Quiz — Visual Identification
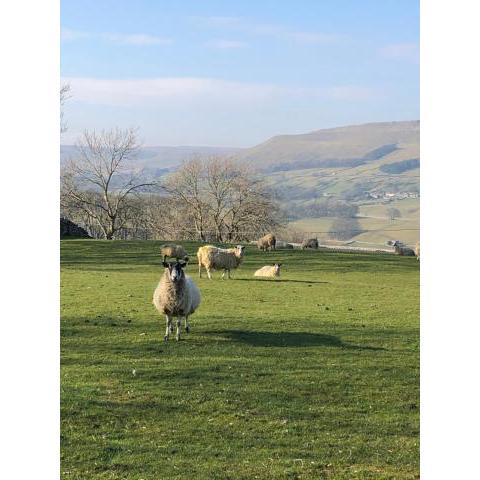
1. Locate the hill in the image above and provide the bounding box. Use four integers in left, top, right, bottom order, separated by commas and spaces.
60, 144, 243, 177
236, 121, 420, 247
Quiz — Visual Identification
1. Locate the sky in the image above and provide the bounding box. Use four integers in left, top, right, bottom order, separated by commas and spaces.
61, 0, 419, 147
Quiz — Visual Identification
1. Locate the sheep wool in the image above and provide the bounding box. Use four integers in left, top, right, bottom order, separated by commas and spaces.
257, 233, 276, 251
254, 264, 282, 278
197, 245, 245, 279
160, 244, 188, 262
153, 263, 201, 341
415, 241, 420, 260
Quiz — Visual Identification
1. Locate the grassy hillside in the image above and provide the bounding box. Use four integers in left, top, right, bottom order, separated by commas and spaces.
61, 240, 419, 479
237, 121, 419, 172
234, 121, 420, 244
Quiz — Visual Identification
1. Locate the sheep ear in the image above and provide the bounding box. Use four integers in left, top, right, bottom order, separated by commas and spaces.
178, 261, 187, 268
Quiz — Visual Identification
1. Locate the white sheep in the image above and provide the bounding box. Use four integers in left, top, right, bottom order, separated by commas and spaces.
160, 244, 189, 263
152, 260, 201, 341
254, 263, 282, 278
197, 245, 245, 279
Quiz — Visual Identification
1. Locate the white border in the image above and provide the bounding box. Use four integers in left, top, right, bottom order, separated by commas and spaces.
421, 1, 480, 478
1, 1, 59, 478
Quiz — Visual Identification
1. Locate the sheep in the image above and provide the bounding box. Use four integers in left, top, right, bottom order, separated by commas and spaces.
152, 260, 201, 341
197, 245, 245, 279
254, 263, 282, 278
160, 244, 189, 263
301, 238, 319, 250
393, 240, 415, 256
415, 241, 420, 260
257, 233, 276, 251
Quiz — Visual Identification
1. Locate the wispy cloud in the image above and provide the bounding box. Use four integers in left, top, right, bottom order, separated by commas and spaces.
379, 43, 419, 63
61, 28, 172, 46
62, 76, 378, 108
205, 39, 248, 49
102, 33, 172, 46
191, 16, 344, 45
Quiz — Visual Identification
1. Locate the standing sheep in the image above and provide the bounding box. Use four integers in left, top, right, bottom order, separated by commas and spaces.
257, 233, 276, 251
254, 263, 282, 278
152, 260, 201, 341
197, 245, 245, 279
160, 244, 189, 263
301, 238, 319, 250
415, 241, 420, 260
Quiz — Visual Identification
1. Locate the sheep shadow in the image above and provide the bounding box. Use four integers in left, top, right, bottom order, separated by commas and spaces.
235, 279, 329, 284
207, 329, 385, 350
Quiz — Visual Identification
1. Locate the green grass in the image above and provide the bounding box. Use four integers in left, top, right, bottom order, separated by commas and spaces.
61, 240, 419, 479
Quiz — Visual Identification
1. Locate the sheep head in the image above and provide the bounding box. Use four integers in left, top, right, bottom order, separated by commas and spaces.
162, 260, 187, 283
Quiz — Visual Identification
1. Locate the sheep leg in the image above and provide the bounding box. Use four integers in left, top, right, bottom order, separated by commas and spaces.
164, 315, 172, 342
176, 318, 182, 341
206, 267, 212, 280
185, 315, 190, 333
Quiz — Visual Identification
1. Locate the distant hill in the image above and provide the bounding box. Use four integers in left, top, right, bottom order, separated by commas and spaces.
236, 120, 419, 172
60, 144, 243, 177
235, 120, 420, 247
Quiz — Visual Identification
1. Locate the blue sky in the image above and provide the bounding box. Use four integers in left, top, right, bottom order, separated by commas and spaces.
61, 0, 419, 147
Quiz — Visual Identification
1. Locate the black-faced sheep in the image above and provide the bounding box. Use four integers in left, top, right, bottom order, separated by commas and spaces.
152, 260, 201, 341
301, 238, 319, 250
160, 244, 189, 263
254, 263, 282, 278
257, 233, 276, 251
197, 245, 245, 279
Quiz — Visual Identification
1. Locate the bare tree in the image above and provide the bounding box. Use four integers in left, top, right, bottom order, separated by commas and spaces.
163, 156, 283, 241
61, 127, 152, 239
205, 157, 242, 241
60, 83, 71, 134
162, 158, 210, 241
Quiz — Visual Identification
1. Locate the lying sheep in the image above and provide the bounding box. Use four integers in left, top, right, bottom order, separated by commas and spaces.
152, 260, 201, 341
301, 238, 319, 250
160, 244, 189, 263
393, 240, 415, 256
254, 263, 282, 278
415, 241, 420, 260
257, 233, 276, 251
197, 245, 245, 279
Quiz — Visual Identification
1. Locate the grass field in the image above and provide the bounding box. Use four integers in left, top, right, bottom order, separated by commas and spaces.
61, 240, 419, 479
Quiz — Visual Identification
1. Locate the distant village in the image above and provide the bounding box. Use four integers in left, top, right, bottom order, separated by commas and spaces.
365, 191, 420, 200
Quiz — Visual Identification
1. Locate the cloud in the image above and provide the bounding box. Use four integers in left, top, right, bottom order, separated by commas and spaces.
379, 43, 419, 62
205, 39, 248, 49
190, 16, 344, 45
62, 76, 378, 108
61, 27, 172, 46
102, 33, 172, 46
